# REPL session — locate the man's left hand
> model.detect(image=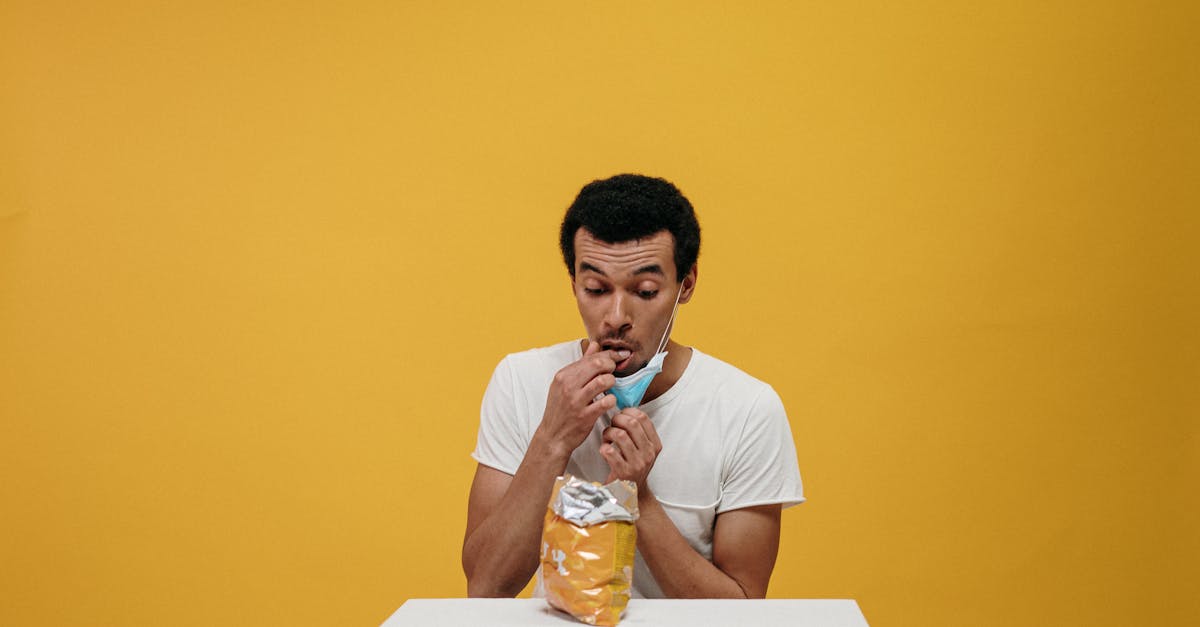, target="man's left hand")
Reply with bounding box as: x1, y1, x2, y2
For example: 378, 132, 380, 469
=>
601, 408, 662, 489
